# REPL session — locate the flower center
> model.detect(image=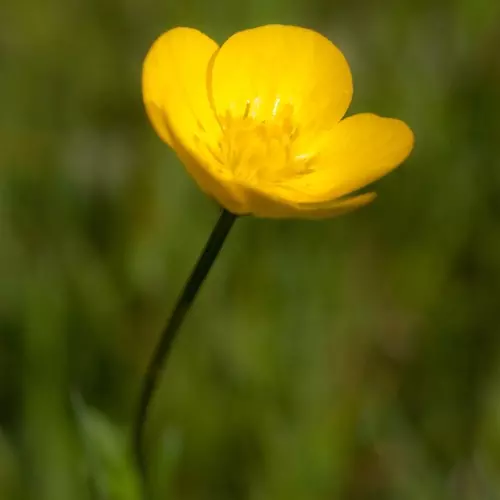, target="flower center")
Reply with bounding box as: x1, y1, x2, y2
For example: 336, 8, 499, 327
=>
219, 103, 315, 184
